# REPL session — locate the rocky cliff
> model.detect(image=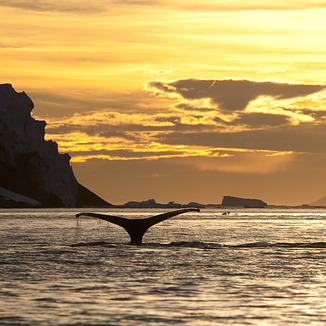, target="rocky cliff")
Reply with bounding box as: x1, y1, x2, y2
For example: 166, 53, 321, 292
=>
221, 196, 267, 208
0, 84, 111, 208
